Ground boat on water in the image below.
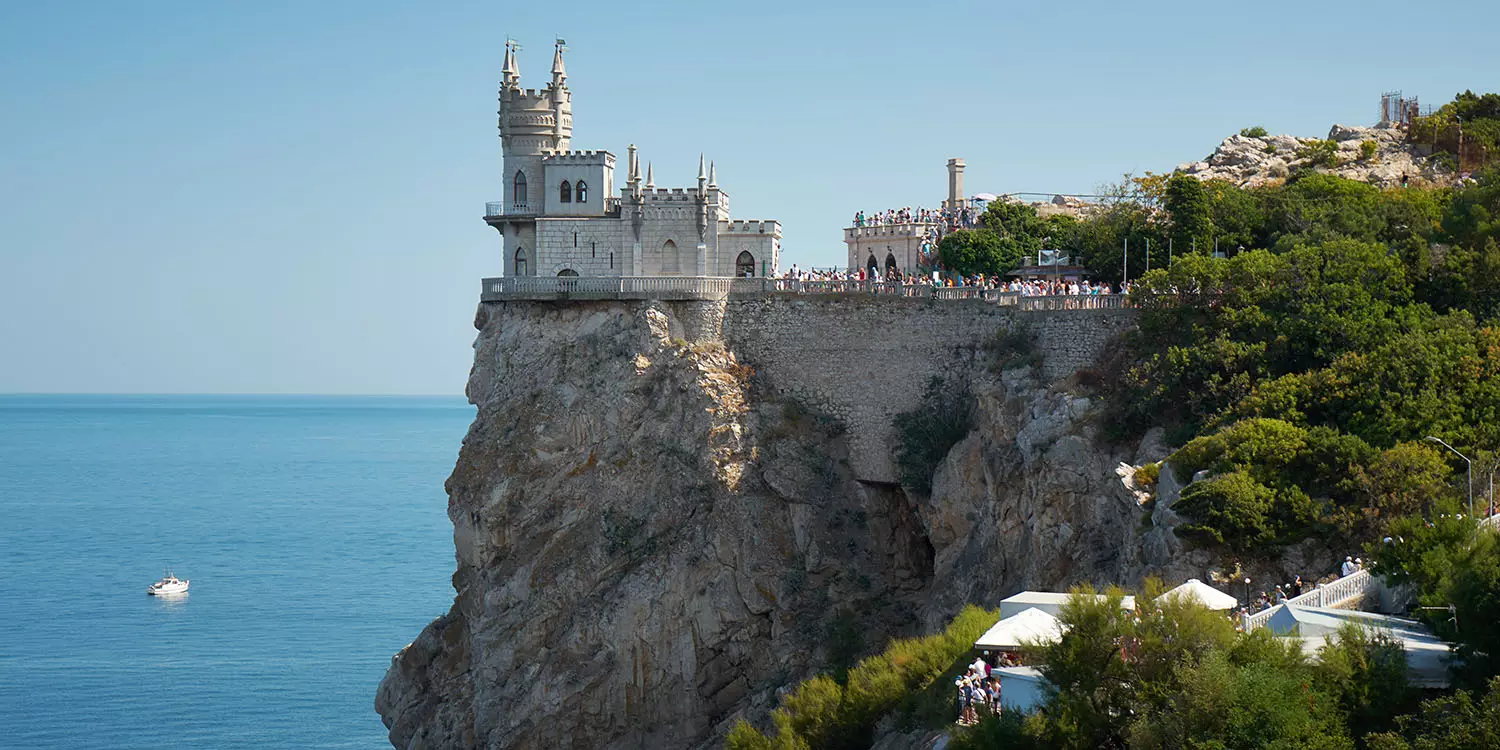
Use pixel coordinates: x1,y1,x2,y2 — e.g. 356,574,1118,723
147,571,190,595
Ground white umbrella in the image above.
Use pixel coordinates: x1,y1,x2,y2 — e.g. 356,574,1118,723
974,607,1065,650
973,192,999,201
1159,579,1239,610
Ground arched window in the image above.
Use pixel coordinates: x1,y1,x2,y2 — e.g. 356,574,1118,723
559,180,572,203
736,251,755,277
662,239,680,274
514,247,528,276
885,253,898,275
513,171,527,206
557,269,579,276
575,181,588,203
866,254,878,275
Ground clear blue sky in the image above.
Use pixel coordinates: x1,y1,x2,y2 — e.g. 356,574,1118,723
2,0,1494,394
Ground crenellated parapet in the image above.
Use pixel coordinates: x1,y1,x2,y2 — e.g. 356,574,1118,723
542,150,615,166
721,220,781,236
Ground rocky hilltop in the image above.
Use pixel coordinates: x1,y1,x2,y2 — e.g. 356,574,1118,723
1177,123,1457,188
375,297,1209,749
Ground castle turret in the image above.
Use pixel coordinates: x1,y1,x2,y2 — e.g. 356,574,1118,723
501,40,519,91
497,38,573,217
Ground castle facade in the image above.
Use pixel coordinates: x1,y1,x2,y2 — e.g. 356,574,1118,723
485,41,781,278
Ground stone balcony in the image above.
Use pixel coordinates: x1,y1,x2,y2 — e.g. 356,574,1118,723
484,201,540,219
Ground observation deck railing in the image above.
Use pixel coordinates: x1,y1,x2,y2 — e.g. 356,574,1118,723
484,202,539,218
1241,570,1380,632
480,277,1130,309
1241,510,1500,632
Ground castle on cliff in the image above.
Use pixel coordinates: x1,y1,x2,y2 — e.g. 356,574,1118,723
485,40,781,278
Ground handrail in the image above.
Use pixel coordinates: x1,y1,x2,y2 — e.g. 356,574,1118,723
484,201,539,217
1242,511,1500,632
1241,569,1378,632
480,277,1140,308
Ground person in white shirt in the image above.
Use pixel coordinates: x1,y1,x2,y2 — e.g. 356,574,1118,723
1340,556,1356,577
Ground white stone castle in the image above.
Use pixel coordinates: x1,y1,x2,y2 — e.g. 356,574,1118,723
486,40,781,278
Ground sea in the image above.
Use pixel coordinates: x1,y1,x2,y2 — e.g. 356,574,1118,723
0,395,472,749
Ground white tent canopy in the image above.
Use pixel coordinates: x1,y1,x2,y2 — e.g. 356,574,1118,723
999,591,1136,620
1159,579,1239,610
974,607,1065,651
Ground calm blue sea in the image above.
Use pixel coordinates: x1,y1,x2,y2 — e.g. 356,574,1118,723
0,395,470,749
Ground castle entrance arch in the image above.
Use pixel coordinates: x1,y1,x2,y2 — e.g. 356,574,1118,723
735,251,755,277
885,252,897,276
866,254,878,277
556,268,578,292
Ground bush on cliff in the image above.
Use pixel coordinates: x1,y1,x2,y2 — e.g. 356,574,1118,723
724,605,999,750
893,377,975,495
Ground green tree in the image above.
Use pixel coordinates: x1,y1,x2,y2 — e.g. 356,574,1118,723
1315,624,1413,737
1353,442,1453,517
1365,677,1500,750
937,228,1020,277
1166,172,1214,254
1127,653,1354,750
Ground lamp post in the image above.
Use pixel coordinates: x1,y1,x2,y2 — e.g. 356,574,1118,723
1426,436,1473,521
1244,577,1251,606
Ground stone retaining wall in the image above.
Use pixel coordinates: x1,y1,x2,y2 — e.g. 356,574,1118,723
484,296,1136,483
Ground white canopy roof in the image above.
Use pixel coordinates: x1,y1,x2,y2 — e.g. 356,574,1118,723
999,591,1137,620
1159,579,1239,610
974,607,1065,651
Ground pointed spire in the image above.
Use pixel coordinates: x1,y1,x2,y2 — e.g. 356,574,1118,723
646,162,654,189
551,38,567,84
698,153,707,181
627,144,639,182
708,161,717,187
502,39,519,87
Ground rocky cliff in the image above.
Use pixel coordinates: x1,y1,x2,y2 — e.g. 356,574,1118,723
1177,123,1458,188
376,298,1191,749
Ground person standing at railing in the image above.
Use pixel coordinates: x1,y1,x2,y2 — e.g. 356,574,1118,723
1340,556,1356,577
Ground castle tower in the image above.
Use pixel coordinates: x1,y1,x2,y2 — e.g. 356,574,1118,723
498,39,573,213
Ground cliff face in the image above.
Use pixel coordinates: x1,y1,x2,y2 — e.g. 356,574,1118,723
376,298,1184,749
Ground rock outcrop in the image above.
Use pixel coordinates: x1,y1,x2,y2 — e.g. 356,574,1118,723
1177,123,1457,188
376,299,1191,749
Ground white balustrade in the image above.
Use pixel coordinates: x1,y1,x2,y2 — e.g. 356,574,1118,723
480,277,1138,309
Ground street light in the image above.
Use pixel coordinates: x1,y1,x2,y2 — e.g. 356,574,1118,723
1426,436,1473,521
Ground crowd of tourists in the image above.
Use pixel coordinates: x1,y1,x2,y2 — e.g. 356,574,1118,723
778,264,1130,297
954,652,1010,726
851,205,980,233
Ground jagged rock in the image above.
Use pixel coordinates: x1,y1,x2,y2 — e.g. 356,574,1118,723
1179,123,1457,189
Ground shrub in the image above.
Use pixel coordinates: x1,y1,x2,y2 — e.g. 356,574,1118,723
893,377,975,494
730,605,1001,749
1359,139,1379,162
1297,139,1341,167
1132,461,1161,489
1174,470,1278,549
1241,126,1270,138
984,327,1041,371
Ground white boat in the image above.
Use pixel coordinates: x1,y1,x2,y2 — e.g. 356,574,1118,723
147,571,190,595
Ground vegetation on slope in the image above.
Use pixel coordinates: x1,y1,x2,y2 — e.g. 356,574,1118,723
724,605,998,750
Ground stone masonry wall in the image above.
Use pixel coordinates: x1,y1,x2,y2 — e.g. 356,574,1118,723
719,296,1135,482
480,295,1133,484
